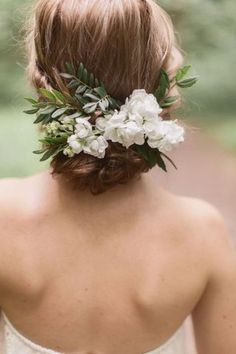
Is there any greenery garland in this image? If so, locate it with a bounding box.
[24,63,197,171]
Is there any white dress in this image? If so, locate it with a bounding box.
[0,311,189,354]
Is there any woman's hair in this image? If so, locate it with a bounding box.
[25,0,183,194]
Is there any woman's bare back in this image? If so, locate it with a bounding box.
[0,169,235,354]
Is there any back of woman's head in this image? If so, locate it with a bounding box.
[26,0,183,194]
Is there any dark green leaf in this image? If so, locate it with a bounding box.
[161,96,179,108]
[177,77,198,88]
[67,80,79,89]
[89,73,95,87]
[24,97,38,105]
[33,114,48,124]
[154,69,170,101]
[78,63,84,79]
[40,147,59,161]
[94,86,107,98]
[161,152,178,170]
[82,67,88,84]
[52,89,66,103]
[65,62,76,75]
[24,108,39,115]
[33,149,47,155]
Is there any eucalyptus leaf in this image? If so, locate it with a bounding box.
[39,106,56,115]
[161,96,179,108]
[67,80,79,89]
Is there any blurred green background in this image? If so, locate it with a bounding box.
[0,0,236,178]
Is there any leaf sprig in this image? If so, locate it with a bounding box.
[155,65,198,108]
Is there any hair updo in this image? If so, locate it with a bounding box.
[26,0,183,194]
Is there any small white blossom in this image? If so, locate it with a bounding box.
[46,121,61,134]
[67,135,83,154]
[147,120,185,152]
[83,135,108,159]
[75,118,93,139]
[63,146,75,158]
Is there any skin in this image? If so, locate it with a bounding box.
[0,167,235,354]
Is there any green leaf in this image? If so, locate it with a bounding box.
[83,102,98,114]
[155,152,167,172]
[65,62,76,75]
[33,149,47,155]
[40,135,68,144]
[177,77,198,88]
[33,114,48,124]
[154,69,170,101]
[82,67,88,84]
[161,96,179,108]
[84,92,100,101]
[40,146,59,161]
[60,73,74,79]
[161,152,177,170]
[52,89,66,103]
[24,108,39,115]
[24,97,38,105]
[95,78,100,87]
[39,106,56,115]
[51,107,68,118]
[89,73,95,87]
[94,86,107,98]
[175,65,191,82]
[38,88,57,102]
[67,80,79,89]
[78,63,84,80]
[76,85,87,94]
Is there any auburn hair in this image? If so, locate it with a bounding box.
[25,0,183,194]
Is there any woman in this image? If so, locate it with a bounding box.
[0,0,236,353]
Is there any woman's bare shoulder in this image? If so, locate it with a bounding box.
[166,191,235,267]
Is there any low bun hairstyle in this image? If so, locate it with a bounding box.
[26,0,183,194]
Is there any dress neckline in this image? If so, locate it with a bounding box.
[1,310,178,354]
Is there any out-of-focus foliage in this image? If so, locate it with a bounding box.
[1,0,236,116]
[159,0,236,118]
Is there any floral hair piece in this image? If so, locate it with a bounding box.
[24,63,197,171]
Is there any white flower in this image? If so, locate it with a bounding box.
[75,118,93,139]
[147,120,185,152]
[121,89,163,121]
[95,114,113,132]
[104,118,145,148]
[83,135,108,159]
[67,134,83,154]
